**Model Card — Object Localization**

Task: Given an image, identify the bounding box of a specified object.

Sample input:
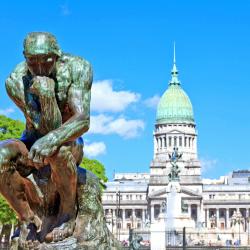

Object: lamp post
[116,188,121,241]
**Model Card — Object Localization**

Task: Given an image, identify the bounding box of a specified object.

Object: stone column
[205,209,208,228]
[226,208,229,229]
[197,204,200,225]
[151,205,154,223]
[154,136,157,156]
[188,205,191,218]
[216,209,219,228]
[122,209,126,230]
[142,209,145,228]
[207,209,210,228]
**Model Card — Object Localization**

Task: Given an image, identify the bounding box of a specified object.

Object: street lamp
[116,189,121,241]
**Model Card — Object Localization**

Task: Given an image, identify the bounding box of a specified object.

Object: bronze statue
[128,229,143,250]
[0,32,117,249]
[168,147,182,181]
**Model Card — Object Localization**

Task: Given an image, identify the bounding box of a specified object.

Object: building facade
[102,50,250,246]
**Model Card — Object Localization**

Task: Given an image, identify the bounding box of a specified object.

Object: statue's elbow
[78,115,90,133]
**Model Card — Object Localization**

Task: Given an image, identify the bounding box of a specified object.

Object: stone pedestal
[166,181,195,230]
[150,213,166,250]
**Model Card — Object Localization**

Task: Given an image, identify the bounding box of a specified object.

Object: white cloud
[91,80,140,113]
[200,158,218,174]
[0,108,15,116]
[84,141,106,157]
[89,114,145,139]
[144,95,161,108]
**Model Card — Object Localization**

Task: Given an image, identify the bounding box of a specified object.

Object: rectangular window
[184,137,187,147]
[154,205,160,219]
[179,137,182,147]
[125,209,132,219]
[135,209,142,219]
[169,137,172,147]
[174,137,177,147]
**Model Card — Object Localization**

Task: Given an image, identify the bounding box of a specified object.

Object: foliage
[0,196,18,225]
[0,115,24,225]
[80,157,108,190]
[0,115,25,141]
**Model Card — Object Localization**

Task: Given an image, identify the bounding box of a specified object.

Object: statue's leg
[0,139,43,225]
[44,142,81,242]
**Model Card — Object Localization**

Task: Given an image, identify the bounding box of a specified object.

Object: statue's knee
[0,142,12,166]
[0,139,25,173]
[0,150,14,174]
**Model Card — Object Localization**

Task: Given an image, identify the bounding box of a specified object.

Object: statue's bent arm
[49,59,93,146]
[5,63,26,114]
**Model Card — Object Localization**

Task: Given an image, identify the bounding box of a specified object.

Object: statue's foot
[44,218,75,243]
[18,221,41,249]
[19,239,40,250]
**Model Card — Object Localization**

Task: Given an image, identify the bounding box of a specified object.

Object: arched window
[184,137,187,147]
[163,137,166,148]
[169,137,172,147]
[189,137,191,147]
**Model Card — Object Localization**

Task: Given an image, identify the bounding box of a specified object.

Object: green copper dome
[156,52,195,125]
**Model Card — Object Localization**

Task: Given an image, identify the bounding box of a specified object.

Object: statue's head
[23,32,61,76]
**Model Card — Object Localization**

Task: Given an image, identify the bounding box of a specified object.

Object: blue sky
[1,0,250,180]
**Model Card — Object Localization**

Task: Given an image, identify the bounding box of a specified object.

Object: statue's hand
[30,76,55,96]
[28,133,59,167]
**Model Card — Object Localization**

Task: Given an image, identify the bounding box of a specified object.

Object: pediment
[148,186,202,199]
[148,187,167,198]
[180,187,202,197]
[168,129,183,134]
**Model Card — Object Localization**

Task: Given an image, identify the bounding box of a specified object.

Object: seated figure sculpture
[0,32,96,248]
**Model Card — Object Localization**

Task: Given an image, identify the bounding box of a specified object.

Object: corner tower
[150,46,201,182]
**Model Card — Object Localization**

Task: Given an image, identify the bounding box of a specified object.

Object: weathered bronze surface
[0,32,119,249]
[168,147,182,181]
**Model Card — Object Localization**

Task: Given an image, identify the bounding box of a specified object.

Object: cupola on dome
[156,47,195,125]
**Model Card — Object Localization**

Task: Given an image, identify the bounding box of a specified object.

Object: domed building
[151,48,200,175]
[148,48,202,226]
[102,48,250,246]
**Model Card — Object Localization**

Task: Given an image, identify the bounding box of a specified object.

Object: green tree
[0,115,25,141]
[80,157,108,189]
[0,115,24,225]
